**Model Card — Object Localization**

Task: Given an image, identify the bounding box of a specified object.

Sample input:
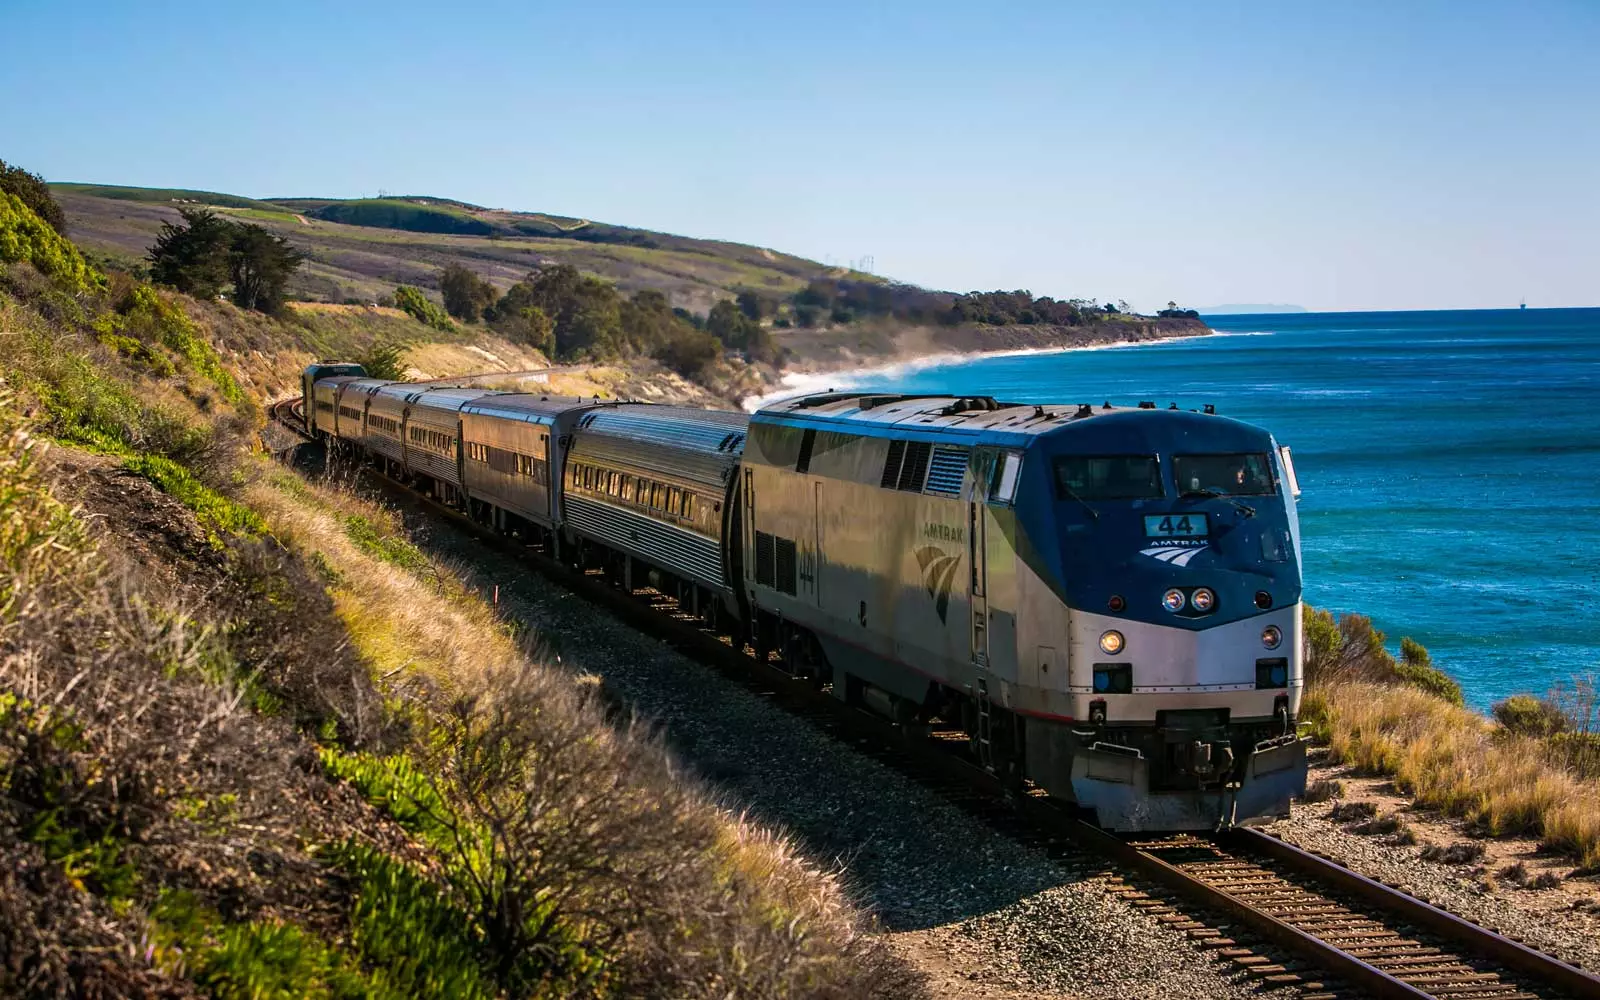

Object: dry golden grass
[247,462,922,995]
[1310,681,1600,869]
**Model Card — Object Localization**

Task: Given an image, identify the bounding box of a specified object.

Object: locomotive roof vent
[1204,404,1216,414]
[1075,404,1094,418]
[1103,400,1113,409]
[1138,401,1156,409]
[1169,402,1180,409]
[940,396,1001,415]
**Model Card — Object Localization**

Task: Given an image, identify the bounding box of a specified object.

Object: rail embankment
[1301,607,1600,871]
[0,193,920,998]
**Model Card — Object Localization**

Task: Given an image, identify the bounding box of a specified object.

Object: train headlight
[1190,587,1216,613]
[1261,625,1283,650]
[1098,630,1125,655]
[1161,589,1186,613]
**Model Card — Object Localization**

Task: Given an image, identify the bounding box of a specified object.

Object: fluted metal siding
[570,405,747,491]
[565,494,725,591]
[408,446,460,486]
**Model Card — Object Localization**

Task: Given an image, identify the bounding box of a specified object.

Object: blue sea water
[832,309,1600,709]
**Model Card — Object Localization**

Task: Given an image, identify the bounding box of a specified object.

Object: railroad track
[268,398,1600,1000]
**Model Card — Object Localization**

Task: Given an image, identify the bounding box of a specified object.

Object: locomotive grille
[880,440,906,488]
[755,531,776,587]
[774,537,798,595]
[896,441,931,492]
[924,445,968,496]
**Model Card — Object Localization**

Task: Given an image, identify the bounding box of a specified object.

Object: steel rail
[1230,827,1600,999]
[269,399,1600,1000]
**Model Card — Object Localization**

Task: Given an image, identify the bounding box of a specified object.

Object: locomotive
[304,365,1308,832]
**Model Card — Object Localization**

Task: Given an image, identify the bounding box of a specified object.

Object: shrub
[1396,636,1464,706]
[0,192,105,295]
[1493,694,1567,738]
[393,285,455,333]
[655,326,721,377]
[0,159,67,234]
[1421,841,1484,865]
[357,339,409,381]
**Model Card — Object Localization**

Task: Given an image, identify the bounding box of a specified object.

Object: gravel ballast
[399,507,1300,999]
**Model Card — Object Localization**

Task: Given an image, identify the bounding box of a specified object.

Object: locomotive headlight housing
[1098,630,1125,655]
[1161,588,1186,613]
[1261,625,1283,650]
[1256,657,1289,689]
[1092,663,1132,694]
[1190,587,1216,613]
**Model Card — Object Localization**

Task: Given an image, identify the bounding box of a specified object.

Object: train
[301,361,1309,832]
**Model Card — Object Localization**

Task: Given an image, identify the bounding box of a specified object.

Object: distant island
[1197,303,1309,315]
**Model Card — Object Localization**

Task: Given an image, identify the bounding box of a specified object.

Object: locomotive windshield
[1173,453,1275,496]
[1053,455,1163,500]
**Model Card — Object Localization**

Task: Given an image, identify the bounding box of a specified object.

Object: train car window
[667,487,682,514]
[609,472,621,495]
[1053,455,1162,500]
[1278,445,1301,498]
[992,452,1024,504]
[1173,453,1275,496]
[683,494,696,520]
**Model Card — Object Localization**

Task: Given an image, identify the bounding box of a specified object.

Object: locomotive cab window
[989,451,1024,504]
[1053,455,1163,500]
[1173,453,1275,496]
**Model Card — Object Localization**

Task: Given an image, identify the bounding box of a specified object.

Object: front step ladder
[975,676,995,772]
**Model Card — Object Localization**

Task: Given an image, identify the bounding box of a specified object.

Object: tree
[556,276,623,359]
[656,326,721,377]
[498,305,554,356]
[0,159,66,235]
[706,299,745,346]
[357,339,409,380]
[227,223,307,312]
[440,263,498,322]
[147,207,234,299]
[735,289,771,321]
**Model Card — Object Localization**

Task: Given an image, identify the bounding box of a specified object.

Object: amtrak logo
[1140,543,1209,567]
[915,545,961,624]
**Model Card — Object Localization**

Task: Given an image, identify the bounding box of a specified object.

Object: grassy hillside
[53,184,863,315]
[3,181,921,999]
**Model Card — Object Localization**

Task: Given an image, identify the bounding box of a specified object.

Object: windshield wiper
[1058,484,1100,522]
[1181,487,1256,518]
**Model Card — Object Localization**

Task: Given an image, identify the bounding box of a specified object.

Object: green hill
[52,184,860,315]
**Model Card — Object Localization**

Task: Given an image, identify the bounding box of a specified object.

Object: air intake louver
[880,440,906,488]
[775,537,797,595]
[896,441,931,492]
[924,446,968,496]
[755,531,775,587]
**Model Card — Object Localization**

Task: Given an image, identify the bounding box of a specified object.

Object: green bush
[1303,607,1461,704]
[1396,636,1463,706]
[0,192,105,295]
[1493,693,1567,737]
[356,339,409,381]
[1,159,67,234]
[393,284,455,333]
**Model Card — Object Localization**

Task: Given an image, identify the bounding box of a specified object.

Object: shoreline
[742,325,1221,411]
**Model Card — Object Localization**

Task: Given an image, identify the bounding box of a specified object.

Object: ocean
[792,309,1600,709]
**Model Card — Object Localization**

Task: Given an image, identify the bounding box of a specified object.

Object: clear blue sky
[3,1,1595,311]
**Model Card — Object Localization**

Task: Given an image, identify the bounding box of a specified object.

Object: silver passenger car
[332,377,390,445]
[312,375,365,439]
[459,394,608,535]
[362,383,415,466]
[564,404,748,608]
[404,387,499,491]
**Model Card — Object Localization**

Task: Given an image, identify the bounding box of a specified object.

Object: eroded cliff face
[765,316,1211,380]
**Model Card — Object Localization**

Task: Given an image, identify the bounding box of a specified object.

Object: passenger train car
[303,365,1307,832]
